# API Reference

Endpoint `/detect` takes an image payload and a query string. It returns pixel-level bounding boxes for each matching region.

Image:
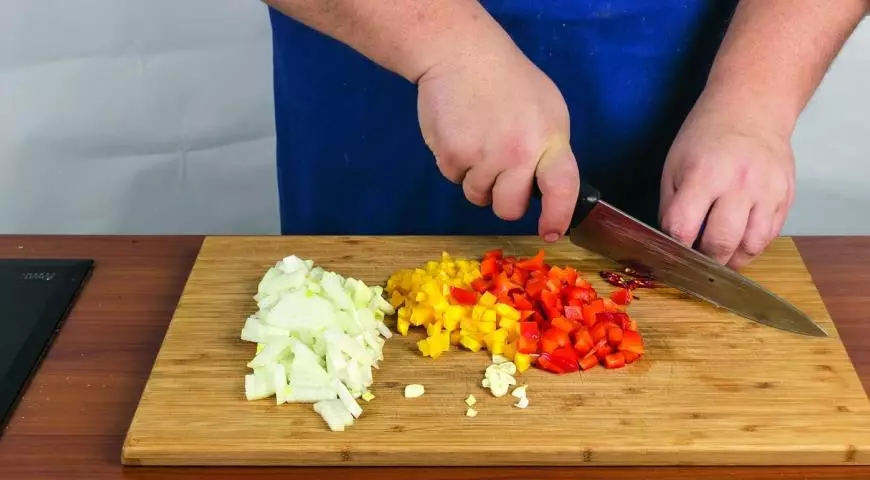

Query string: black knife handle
[531,177,601,227]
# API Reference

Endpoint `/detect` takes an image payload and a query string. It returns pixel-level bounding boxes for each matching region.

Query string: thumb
[534,144,580,242]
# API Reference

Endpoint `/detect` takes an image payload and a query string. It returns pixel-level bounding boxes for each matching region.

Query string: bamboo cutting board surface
[122,236,870,466]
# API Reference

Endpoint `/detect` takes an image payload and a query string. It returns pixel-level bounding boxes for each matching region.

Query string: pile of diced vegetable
[240,248,650,431]
[240,255,395,431]
[386,248,646,373]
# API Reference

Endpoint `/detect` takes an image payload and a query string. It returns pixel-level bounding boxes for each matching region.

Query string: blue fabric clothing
[268,1,737,235]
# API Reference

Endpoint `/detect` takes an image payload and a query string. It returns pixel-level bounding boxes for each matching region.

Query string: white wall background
[1,1,867,235]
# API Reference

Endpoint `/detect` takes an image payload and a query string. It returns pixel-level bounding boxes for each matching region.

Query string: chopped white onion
[242,256,394,431]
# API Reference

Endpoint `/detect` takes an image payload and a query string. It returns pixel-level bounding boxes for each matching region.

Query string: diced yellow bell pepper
[390,290,405,308]
[482,309,497,324]
[482,332,494,351]
[514,353,531,373]
[397,318,410,336]
[478,321,496,334]
[494,303,520,321]
[426,321,443,337]
[479,291,498,306]
[498,315,517,331]
[503,341,517,361]
[437,331,450,351]
[460,335,482,352]
[472,305,485,321]
[450,330,462,345]
[417,338,431,357]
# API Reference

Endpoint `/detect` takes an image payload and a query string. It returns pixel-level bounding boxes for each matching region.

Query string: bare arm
[264,0,583,241]
[700,0,869,135]
[263,0,517,83]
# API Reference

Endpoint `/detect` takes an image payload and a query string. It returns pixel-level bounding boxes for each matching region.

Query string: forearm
[700,0,869,135]
[263,0,516,82]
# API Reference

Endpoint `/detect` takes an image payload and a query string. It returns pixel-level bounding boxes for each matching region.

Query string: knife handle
[531,177,601,227]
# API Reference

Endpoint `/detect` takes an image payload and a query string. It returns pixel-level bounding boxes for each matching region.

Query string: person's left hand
[658,98,796,271]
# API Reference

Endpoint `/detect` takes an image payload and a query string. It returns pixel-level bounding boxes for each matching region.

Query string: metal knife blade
[534,179,827,337]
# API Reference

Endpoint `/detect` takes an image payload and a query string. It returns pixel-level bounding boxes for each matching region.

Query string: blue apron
[268,1,737,235]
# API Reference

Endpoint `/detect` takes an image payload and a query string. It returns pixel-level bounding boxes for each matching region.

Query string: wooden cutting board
[122,236,870,466]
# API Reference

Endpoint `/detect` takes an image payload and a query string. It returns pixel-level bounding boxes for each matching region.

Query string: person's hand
[659,98,796,270]
[416,40,580,242]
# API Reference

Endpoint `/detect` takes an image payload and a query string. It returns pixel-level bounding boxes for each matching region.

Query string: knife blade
[533,179,827,337]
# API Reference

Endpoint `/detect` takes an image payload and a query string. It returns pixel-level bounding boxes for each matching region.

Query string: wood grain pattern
[121,236,870,467]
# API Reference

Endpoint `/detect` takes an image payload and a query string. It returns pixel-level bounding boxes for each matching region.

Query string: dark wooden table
[0,235,867,480]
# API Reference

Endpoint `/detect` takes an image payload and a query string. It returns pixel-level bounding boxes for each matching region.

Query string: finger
[697,195,752,265]
[727,203,775,270]
[659,177,719,247]
[658,165,677,226]
[769,204,789,240]
[462,163,500,207]
[534,144,580,242]
[433,151,469,184]
[491,165,535,221]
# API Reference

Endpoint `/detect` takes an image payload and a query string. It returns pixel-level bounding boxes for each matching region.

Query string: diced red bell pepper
[572,328,594,356]
[540,289,561,311]
[602,298,621,312]
[566,297,584,307]
[566,287,596,304]
[545,278,561,293]
[590,322,609,343]
[497,291,515,305]
[582,299,606,327]
[545,306,563,322]
[480,258,498,278]
[493,272,521,298]
[536,350,579,374]
[551,315,576,333]
[595,343,614,361]
[510,268,529,286]
[449,286,478,306]
[579,354,599,370]
[547,266,565,282]
[610,288,633,305]
[519,321,540,340]
[604,351,626,369]
[581,338,608,362]
[520,310,537,322]
[540,327,570,353]
[525,278,546,298]
[470,277,491,293]
[517,335,538,354]
[483,249,503,260]
[596,312,631,329]
[551,345,579,364]
[627,319,638,331]
[562,267,579,287]
[607,326,624,347]
[620,330,644,355]
[621,350,641,363]
[503,262,514,277]
[575,276,592,289]
[516,249,546,270]
[512,293,534,311]
[564,305,584,322]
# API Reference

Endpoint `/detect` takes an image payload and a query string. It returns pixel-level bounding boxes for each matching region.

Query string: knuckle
[741,237,769,257]
[494,205,524,221]
[501,133,541,166]
[439,139,480,167]
[462,182,490,207]
[705,238,736,257]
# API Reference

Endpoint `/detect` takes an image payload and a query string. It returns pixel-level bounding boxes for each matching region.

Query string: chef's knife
[532,179,827,337]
